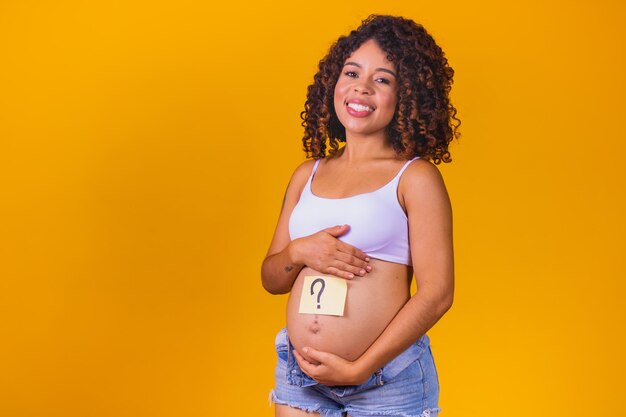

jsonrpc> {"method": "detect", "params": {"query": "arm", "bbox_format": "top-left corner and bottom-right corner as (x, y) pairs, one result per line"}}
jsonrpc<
(261, 161), (372, 295)
(294, 160), (454, 385)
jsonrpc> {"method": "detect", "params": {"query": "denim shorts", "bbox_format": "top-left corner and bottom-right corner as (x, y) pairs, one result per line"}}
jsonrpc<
(270, 327), (441, 417)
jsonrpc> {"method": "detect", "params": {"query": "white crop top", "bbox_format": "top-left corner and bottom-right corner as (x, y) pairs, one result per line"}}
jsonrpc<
(288, 157), (419, 265)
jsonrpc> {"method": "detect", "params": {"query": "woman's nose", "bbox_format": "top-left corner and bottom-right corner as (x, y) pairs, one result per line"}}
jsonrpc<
(353, 81), (373, 94)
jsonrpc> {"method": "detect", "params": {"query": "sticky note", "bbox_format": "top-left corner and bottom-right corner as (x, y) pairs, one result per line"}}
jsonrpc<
(298, 275), (347, 316)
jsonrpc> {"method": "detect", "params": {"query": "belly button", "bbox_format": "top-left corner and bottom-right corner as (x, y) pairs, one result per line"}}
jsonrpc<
(309, 322), (321, 334)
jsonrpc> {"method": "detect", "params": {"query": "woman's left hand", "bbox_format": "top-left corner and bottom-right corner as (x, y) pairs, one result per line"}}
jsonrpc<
(293, 347), (371, 386)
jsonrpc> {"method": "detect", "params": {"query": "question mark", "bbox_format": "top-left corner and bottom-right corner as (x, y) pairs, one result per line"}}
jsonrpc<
(310, 278), (326, 309)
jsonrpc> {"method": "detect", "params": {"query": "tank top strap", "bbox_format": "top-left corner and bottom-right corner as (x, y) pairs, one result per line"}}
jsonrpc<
(311, 159), (321, 176)
(304, 159), (322, 191)
(394, 157), (421, 182)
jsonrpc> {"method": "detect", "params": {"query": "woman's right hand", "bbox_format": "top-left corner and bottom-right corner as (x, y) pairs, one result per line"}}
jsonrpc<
(289, 225), (372, 279)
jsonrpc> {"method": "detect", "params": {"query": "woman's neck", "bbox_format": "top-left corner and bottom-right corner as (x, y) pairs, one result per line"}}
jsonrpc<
(339, 133), (397, 163)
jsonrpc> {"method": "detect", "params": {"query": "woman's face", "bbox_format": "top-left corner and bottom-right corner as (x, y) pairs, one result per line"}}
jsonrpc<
(333, 39), (398, 140)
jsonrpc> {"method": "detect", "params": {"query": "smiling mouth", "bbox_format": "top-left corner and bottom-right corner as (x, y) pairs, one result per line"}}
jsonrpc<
(346, 102), (374, 113)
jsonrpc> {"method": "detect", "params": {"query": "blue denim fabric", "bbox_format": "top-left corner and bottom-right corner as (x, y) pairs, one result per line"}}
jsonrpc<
(270, 327), (441, 417)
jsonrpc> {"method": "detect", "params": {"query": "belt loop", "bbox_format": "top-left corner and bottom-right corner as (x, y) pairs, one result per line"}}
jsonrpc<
(375, 369), (384, 386)
(286, 340), (301, 386)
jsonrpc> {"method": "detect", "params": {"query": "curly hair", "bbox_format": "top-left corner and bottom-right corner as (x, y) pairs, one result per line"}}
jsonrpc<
(301, 15), (460, 164)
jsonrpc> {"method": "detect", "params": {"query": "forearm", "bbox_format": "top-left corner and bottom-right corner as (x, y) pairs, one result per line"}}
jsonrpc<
(357, 289), (453, 376)
(261, 241), (304, 294)
(353, 159), (456, 376)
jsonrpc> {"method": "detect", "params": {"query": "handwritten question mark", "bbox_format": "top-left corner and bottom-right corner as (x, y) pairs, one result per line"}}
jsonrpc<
(310, 278), (326, 309)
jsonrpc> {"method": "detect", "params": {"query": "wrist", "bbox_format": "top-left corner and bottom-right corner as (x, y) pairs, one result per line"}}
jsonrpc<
(355, 354), (380, 383)
(351, 358), (375, 385)
(287, 239), (304, 268)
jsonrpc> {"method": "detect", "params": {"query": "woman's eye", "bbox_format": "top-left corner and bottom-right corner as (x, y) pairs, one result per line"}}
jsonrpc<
(375, 77), (391, 84)
(344, 71), (358, 78)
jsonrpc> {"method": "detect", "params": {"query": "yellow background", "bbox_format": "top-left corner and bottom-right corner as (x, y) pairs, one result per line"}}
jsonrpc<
(1, 1), (625, 416)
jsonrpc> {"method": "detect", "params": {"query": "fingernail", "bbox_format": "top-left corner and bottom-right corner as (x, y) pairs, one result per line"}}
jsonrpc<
(366, 266), (372, 271)
(365, 257), (371, 262)
(303, 347), (309, 353)
(359, 269), (366, 275)
(348, 273), (354, 279)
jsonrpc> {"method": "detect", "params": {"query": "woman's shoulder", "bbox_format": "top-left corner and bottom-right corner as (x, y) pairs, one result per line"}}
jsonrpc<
(285, 159), (319, 194)
(291, 158), (318, 180)
(399, 158), (447, 194)
(397, 158), (451, 217)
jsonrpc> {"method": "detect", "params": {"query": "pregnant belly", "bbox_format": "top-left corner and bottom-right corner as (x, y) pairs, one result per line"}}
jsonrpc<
(286, 260), (411, 361)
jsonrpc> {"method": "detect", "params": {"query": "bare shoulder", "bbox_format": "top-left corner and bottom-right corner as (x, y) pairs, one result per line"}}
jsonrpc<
(398, 158), (450, 207)
(401, 159), (446, 189)
(282, 159), (318, 201)
(292, 159), (317, 179)
(289, 159), (317, 188)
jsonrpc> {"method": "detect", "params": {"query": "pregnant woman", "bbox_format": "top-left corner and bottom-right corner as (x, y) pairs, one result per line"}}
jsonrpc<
(261, 15), (459, 417)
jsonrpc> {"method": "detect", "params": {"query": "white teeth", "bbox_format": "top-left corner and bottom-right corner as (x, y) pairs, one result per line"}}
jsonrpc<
(347, 102), (373, 112)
